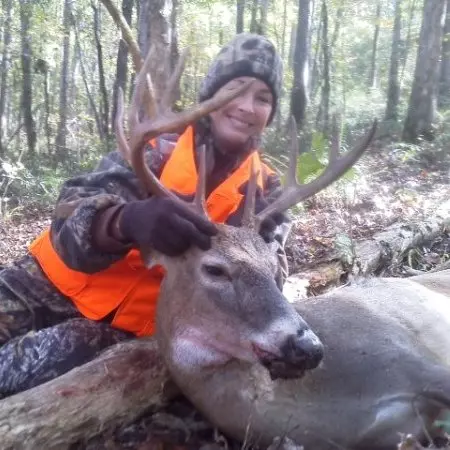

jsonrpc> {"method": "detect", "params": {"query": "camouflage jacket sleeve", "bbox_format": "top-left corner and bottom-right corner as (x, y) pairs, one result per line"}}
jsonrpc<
(49, 135), (179, 274)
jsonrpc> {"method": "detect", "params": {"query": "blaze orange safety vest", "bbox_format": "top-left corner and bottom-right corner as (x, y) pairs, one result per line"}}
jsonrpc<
(29, 126), (273, 336)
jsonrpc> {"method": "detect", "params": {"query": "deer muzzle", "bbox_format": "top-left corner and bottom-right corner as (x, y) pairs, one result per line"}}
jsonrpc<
(253, 328), (324, 380)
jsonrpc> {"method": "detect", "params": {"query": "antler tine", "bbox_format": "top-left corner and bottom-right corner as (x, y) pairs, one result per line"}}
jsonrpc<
(256, 118), (378, 229)
(242, 159), (260, 229)
(194, 144), (208, 217)
(129, 137), (177, 199)
(161, 48), (189, 111)
(145, 73), (157, 119)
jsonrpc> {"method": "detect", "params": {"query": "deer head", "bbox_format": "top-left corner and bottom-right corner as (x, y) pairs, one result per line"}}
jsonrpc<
(115, 47), (376, 382)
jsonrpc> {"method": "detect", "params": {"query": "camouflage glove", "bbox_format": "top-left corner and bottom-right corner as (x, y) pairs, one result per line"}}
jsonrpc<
(119, 197), (218, 257)
(226, 183), (289, 244)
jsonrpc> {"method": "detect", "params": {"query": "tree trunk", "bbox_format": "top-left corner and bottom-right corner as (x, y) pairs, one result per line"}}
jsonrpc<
(318, 0), (330, 136)
(54, 0), (71, 164)
(281, 0), (288, 60)
(237, 0), (245, 34)
(71, 10), (104, 141)
(19, 0), (36, 158)
(170, 0), (180, 72)
(288, 22), (296, 68)
(310, 7), (323, 100)
(385, 0), (403, 121)
(274, 0), (289, 132)
(259, 0), (269, 35)
(290, 0), (311, 131)
(35, 59), (52, 155)
(92, 0), (109, 141)
(439, 0), (450, 108)
(402, 0), (446, 143)
(0, 0), (13, 156)
(330, 5), (343, 48)
(111, 0), (133, 132)
(368, 1), (382, 89)
(250, 0), (259, 33)
(400, 0), (418, 84)
(138, 0), (173, 103)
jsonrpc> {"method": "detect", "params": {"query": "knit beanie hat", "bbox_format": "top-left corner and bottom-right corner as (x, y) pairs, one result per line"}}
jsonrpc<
(199, 33), (283, 125)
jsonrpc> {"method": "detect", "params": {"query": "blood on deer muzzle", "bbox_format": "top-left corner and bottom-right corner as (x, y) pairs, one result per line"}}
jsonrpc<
(254, 327), (324, 379)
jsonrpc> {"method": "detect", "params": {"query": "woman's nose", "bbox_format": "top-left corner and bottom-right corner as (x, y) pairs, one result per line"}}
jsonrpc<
(237, 92), (254, 113)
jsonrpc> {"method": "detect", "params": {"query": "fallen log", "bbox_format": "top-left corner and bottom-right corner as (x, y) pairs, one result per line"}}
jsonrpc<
(284, 204), (450, 296)
(351, 215), (450, 275)
(0, 339), (170, 450)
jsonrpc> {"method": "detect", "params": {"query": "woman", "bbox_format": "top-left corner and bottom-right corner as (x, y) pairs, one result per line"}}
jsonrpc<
(0, 33), (290, 397)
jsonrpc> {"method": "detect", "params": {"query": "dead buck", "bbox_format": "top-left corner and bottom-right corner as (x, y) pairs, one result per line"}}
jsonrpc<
(113, 47), (450, 450)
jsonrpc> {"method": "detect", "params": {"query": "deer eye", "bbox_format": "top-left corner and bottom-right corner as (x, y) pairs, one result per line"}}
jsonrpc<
(203, 264), (228, 278)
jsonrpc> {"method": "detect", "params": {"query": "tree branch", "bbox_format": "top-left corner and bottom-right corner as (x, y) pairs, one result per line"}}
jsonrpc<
(100, 0), (143, 71)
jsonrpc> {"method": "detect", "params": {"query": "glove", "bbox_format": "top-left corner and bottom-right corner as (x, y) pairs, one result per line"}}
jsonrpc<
(226, 183), (288, 244)
(119, 196), (218, 257)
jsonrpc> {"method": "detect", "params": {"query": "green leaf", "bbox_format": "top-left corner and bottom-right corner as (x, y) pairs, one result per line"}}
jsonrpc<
(296, 152), (325, 183)
(334, 233), (355, 267)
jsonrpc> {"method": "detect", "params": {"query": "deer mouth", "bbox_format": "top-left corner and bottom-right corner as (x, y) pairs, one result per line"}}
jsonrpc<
(252, 343), (307, 380)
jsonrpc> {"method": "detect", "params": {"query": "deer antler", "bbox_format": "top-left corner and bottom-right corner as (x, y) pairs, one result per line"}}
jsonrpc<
(114, 45), (253, 218)
(244, 116), (377, 230)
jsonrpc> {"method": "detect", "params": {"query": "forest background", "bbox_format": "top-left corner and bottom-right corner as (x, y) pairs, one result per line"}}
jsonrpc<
(0, 0), (449, 277)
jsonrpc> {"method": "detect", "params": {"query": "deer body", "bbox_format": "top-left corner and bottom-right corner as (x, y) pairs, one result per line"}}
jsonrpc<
(155, 231), (450, 450)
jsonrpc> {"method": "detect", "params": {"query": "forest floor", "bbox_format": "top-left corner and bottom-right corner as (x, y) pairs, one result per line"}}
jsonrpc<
(0, 137), (449, 450)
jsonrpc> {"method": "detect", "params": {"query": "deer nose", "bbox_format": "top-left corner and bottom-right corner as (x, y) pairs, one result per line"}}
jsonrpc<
(280, 328), (324, 371)
(256, 328), (324, 380)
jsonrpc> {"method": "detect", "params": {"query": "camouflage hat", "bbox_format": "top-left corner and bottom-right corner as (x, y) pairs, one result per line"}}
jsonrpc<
(199, 33), (283, 125)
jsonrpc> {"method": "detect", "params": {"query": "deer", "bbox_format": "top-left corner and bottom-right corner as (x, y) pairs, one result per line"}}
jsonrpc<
(110, 46), (450, 450)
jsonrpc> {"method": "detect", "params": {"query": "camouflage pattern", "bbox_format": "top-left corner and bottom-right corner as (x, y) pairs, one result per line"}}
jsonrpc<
(199, 33), (283, 124)
(0, 254), (80, 345)
(0, 317), (131, 399)
(0, 255), (132, 398)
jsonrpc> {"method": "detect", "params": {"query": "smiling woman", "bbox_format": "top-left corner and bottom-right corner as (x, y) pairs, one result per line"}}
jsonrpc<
(199, 33), (282, 155)
(210, 77), (274, 152)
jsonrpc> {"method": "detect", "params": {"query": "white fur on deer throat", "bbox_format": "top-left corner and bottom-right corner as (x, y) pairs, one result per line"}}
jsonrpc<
(168, 316), (310, 373)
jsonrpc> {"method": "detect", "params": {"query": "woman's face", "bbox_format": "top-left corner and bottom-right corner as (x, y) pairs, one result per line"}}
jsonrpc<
(209, 76), (273, 152)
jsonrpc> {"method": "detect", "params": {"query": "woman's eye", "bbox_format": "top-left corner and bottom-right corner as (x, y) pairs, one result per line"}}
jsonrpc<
(204, 265), (226, 277)
(257, 96), (271, 104)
